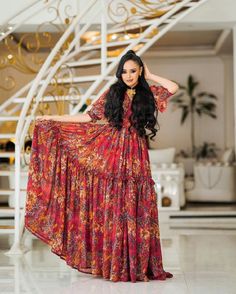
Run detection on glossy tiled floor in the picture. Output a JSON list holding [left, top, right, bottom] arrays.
[[0, 222, 236, 294]]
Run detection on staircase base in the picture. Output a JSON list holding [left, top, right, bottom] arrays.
[[4, 242, 29, 256]]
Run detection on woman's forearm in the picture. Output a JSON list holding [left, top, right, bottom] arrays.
[[37, 113, 92, 123], [57, 113, 92, 122], [144, 64, 179, 94], [148, 73, 179, 94]]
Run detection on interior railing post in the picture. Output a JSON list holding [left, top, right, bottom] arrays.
[[101, 0, 107, 75]]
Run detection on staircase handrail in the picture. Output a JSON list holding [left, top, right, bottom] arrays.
[[0, 0, 57, 42]]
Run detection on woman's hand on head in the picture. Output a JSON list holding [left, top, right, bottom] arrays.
[[144, 63, 152, 80]]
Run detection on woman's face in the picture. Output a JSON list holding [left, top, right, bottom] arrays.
[[121, 60, 142, 88]]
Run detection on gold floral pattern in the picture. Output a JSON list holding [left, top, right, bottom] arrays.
[[25, 85, 173, 282]]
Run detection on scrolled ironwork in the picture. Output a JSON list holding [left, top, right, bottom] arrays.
[[0, 0, 75, 94], [108, 0, 179, 25]]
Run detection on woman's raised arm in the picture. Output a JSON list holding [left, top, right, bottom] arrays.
[[36, 113, 92, 122], [144, 63, 179, 94]]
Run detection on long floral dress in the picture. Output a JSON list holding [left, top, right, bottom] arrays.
[[25, 85, 173, 282]]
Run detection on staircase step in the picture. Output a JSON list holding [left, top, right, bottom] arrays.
[[0, 134, 15, 139], [13, 95, 97, 104], [67, 57, 116, 68], [0, 206, 24, 219], [0, 115, 35, 121], [0, 152, 16, 158], [48, 75, 113, 84], [0, 116, 19, 121], [163, 19, 173, 24], [0, 167, 28, 176], [0, 152, 29, 158], [81, 40, 147, 52], [0, 207, 15, 216], [0, 225, 14, 229], [0, 225, 15, 234], [0, 189, 26, 195], [0, 170, 28, 176], [0, 189, 13, 195], [171, 9, 189, 19], [0, 266, 15, 270], [12, 98, 26, 104], [184, 2, 196, 8]]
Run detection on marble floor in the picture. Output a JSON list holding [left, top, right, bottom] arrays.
[[0, 222, 236, 294]]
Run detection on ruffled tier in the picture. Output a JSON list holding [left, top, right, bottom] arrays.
[[25, 120, 173, 282]]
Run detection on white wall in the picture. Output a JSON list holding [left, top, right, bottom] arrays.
[[143, 54, 234, 154]]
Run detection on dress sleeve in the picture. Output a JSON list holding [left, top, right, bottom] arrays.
[[86, 90, 108, 122], [149, 85, 173, 113]]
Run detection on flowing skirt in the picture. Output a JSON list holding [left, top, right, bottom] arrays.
[[25, 119, 173, 282]]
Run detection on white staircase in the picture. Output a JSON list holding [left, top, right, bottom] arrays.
[[0, 0, 209, 254]]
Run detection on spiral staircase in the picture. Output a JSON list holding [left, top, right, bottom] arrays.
[[0, 0, 208, 254]]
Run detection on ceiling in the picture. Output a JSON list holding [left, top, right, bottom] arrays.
[[148, 28, 233, 56], [1, 27, 232, 57]]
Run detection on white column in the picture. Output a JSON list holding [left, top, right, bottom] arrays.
[[233, 26, 236, 155], [220, 54, 234, 149], [101, 0, 107, 75], [5, 143, 23, 255]]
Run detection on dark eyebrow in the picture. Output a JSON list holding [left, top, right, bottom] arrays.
[[122, 68, 138, 71]]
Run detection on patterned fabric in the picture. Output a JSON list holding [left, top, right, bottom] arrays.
[[25, 85, 173, 282], [149, 85, 172, 113]]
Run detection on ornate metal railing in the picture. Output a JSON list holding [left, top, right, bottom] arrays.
[[0, 0, 76, 119]]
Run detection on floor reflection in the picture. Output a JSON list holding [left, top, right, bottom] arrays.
[[0, 223, 236, 294]]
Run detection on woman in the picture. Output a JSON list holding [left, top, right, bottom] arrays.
[[25, 50, 179, 282]]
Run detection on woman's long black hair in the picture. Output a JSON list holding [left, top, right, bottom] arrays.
[[104, 50, 159, 140]]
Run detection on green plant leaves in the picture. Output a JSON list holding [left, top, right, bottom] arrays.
[[180, 105, 189, 124], [188, 74, 199, 96], [171, 75, 217, 120], [169, 74, 218, 157]]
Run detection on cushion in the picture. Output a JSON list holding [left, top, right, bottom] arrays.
[[148, 148, 176, 164], [221, 148, 235, 164]]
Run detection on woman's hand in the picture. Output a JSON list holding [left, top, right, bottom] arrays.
[[144, 63, 152, 80]]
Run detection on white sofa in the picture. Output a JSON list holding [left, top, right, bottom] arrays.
[[186, 148, 236, 202], [186, 163, 236, 202]]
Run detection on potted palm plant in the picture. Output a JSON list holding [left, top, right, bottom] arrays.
[[171, 75, 217, 157]]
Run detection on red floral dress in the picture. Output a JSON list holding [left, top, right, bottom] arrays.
[[25, 85, 173, 282]]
